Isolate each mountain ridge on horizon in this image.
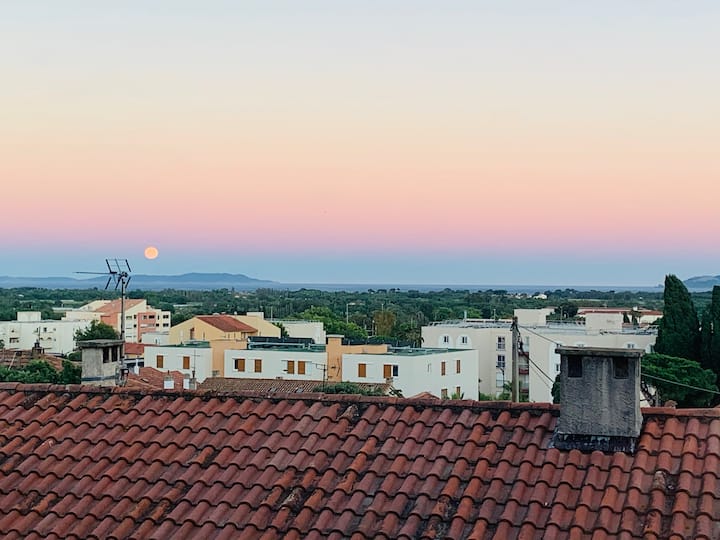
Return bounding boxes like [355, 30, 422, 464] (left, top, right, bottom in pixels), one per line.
[0, 272, 716, 292]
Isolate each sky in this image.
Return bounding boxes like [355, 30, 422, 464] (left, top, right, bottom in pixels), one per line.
[2, 1, 719, 286]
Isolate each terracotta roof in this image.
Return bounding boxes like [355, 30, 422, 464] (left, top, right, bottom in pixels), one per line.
[198, 377, 392, 395]
[94, 299, 144, 314]
[0, 384, 719, 539]
[195, 315, 257, 333]
[123, 342, 145, 356]
[126, 367, 185, 391]
[0, 350, 64, 371]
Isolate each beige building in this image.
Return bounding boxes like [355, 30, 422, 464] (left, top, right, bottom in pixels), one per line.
[169, 313, 281, 344]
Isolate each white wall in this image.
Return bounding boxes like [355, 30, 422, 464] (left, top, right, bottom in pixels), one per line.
[423, 310, 657, 403]
[141, 332, 170, 346]
[342, 349, 479, 400]
[0, 315, 91, 354]
[144, 345, 213, 383]
[275, 321, 326, 344]
[224, 348, 328, 381]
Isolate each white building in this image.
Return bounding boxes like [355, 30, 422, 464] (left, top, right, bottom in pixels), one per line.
[62, 299, 171, 343]
[224, 345, 328, 382]
[223, 343, 479, 400]
[272, 320, 326, 344]
[144, 342, 213, 383]
[342, 348, 478, 400]
[0, 311, 91, 355]
[422, 309, 657, 403]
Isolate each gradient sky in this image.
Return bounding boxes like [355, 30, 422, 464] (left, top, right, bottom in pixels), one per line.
[2, 1, 719, 286]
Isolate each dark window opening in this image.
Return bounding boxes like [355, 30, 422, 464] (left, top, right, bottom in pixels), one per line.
[568, 357, 582, 378]
[614, 358, 629, 379]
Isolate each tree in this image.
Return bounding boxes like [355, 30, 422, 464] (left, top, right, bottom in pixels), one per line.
[74, 321, 119, 341]
[654, 275, 701, 361]
[700, 286, 720, 375]
[641, 353, 717, 408]
[373, 310, 396, 337]
[554, 302, 578, 320]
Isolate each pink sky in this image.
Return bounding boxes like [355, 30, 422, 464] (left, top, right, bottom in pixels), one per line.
[2, 2, 719, 285]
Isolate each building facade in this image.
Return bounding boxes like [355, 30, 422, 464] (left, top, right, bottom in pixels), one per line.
[0, 311, 91, 355]
[422, 308, 657, 402]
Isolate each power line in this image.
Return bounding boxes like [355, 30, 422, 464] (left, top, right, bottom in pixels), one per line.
[518, 325, 562, 347]
[641, 373, 720, 396]
[519, 325, 720, 398]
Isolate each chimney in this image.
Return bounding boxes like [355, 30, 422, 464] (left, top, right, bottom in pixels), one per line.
[163, 373, 174, 390]
[551, 346, 643, 453]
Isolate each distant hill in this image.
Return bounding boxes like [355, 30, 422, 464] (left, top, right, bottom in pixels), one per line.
[684, 275, 720, 291]
[0, 273, 276, 291]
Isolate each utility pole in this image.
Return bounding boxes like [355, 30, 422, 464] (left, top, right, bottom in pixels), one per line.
[511, 316, 519, 402]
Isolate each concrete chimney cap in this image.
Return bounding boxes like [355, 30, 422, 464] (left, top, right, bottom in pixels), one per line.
[555, 346, 643, 358]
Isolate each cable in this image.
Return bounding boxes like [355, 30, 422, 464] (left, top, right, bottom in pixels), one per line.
[520, 325, 718, 397]
[518, 325, 562, 347]
[641, 373, 720, 396]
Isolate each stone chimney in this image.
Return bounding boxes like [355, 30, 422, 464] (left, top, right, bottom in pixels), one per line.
[551, 346, 643, 453]
[79, 339, 125, 386]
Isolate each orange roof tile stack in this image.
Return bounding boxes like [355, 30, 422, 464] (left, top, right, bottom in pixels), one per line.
[0, 383, 718, 538]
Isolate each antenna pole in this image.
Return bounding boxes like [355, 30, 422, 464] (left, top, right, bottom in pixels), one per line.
[511, 316, 519, 402]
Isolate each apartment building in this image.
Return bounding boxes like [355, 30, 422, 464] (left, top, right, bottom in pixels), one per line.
[0, 311, 91, 355]
[62, 299, 171, 343]
[223, 337, 479, 400]
[422, 308, 657, 402]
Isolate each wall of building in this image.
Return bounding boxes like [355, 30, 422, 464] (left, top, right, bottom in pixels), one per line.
[274, 320, 326, 344]
[224, 348, 327, 382]
[144, 344, 213, 383]
[341, 349, 479, 400]
[422, 309, 657, 403]
[0, 313, 91, 354]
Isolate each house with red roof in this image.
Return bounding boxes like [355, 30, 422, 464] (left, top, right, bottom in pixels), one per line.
[1, 346, 718, 538]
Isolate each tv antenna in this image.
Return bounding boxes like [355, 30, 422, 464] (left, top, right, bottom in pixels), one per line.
[76, 258, 132, 342]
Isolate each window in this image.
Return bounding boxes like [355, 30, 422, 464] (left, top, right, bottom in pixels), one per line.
[441, 388, 448, 399]
[496, 355, 506, 370]
[460, 336, 468, 345]
[555, 363, 560, 373]
[568, 357, 582, 378]
[358, 363, 367, 378]
[182, 356, 190, 370]
[456, 359, 461, 373]
[456, 386, 461, 396]
[254, 359, 262, 373]
[157, 355, 164, 369]
[614, 358, 629, 379]
[442, 335, 450, 344]
[189, 328, 195, 340]
[626, 343, 636, 349]
[286, 360, 295, 374]
[497, 336, 506, 351]
[298, 361, 306, 375]
[383, 365, 399, 378]
[496, 372, 504, 388]
[441, 361, 446, 376]
[235, 358, 245, 371]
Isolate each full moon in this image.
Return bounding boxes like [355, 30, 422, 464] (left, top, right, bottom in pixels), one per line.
[144, 246, 159, 260]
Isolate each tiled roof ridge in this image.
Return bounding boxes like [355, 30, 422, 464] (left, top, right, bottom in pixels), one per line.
[0, 382, 557, 414]
[3, 381, 720, 418]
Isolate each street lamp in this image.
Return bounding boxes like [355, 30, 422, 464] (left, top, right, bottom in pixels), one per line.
[346, 302, 358, 324]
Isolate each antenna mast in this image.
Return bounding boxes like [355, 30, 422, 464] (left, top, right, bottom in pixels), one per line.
[76, 258, 132, 383]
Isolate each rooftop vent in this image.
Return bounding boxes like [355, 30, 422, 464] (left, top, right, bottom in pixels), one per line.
[550, 346, 643, 453]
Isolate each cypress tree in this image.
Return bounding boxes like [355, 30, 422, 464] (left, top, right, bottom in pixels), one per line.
[701, 286, 720, 374]
[655, 274, 701, 361]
